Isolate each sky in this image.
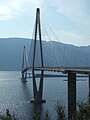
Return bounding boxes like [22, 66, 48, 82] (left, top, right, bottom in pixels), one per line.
[0, 0, 90, 46]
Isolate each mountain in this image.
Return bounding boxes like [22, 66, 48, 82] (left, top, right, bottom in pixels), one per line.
[0, 38, 90, 71]
[0, 38, 31, 70]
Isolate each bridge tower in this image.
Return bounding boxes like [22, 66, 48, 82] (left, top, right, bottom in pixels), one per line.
[31, 8, 46, 103]
[21, 46, 29, 82]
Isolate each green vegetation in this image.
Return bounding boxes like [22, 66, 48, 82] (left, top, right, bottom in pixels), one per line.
[0, 96, 90, 120]
[72, 96, 90, 120]
[55, 101, 66, 120]
[0, 109, 18, 120]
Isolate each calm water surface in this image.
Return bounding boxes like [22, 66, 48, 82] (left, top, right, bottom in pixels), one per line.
[0, 71, 89, 119]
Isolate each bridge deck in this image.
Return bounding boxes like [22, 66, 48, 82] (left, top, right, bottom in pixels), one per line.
[33, 67, 90, 74]
[23, 67, 90, 74]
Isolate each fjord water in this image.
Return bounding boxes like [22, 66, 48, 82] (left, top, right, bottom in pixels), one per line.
[0, 71, 89, 119]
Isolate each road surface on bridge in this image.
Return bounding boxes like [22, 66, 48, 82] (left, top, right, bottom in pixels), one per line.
[33, 67, 90, 74]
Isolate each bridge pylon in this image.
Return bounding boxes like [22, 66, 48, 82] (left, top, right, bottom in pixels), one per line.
[21, 46, 29, 82]
[31, 8, 46, 103]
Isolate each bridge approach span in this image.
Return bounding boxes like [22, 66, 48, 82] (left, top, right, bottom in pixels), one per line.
[26, 67, 90, 74]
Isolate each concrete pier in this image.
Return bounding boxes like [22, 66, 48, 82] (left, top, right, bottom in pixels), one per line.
[21, 71, 27, 82]
[89, 75, 90, 96]
[68, 72, 76, 120]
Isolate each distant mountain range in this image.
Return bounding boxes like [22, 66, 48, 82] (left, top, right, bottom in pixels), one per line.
[0, 38, 90, 71]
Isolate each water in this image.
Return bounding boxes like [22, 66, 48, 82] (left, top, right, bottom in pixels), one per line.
[0, 71, 89, 119]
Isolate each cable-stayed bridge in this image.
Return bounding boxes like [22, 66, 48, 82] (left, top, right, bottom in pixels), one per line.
[21, 8, 90, 120]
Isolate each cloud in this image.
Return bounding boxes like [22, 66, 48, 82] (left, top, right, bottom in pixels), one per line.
[0, 0, 48, 21]
[50, 0, 90, 25]
[58, 31, 90, 46]
[49, 0, 90, 46]
[0, 4, 18, 20]
[0, 0, 21, 20]
[0, 0, 89, 46]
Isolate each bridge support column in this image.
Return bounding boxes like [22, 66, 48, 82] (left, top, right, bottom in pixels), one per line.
[89, 75, 90, 96]
[21, 71, 27, 82]
[68, 72, 76, 120]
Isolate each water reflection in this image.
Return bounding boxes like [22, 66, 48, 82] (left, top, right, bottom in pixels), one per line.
[21, 81, 45, 119]
[21, 82, 32, 100]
